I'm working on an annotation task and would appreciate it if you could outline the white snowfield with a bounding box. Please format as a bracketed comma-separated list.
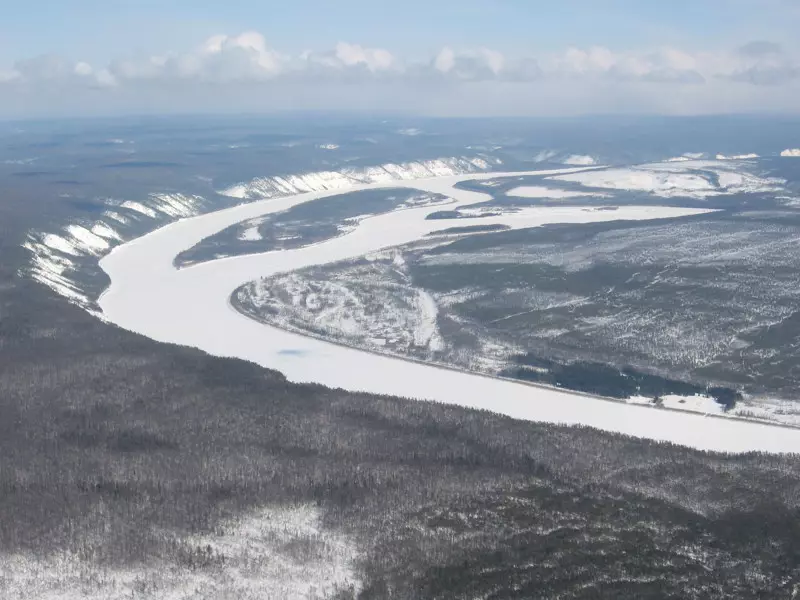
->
[782, 149, 800, 157]
[562, 155, 597, 166]
[548, 159, 783, 199]
[96, 165, 800, 454]
[506, 185, 609, 199]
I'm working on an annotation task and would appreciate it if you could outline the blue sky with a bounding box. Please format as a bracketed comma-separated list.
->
[3, 0, 796, 60]
[1, 1, 799, 117]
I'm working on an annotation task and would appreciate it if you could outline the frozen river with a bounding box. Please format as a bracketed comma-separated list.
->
[98, 168, 800, 454]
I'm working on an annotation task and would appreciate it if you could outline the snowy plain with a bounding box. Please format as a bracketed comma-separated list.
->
[97, 167, 800, 454]
[506, 185, 609, 199]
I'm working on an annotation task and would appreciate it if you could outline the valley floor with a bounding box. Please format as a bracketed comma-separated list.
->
[97, 168, 800, 453]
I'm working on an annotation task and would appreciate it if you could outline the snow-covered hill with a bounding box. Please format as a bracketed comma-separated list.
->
[219, 157, 495, 200]
[22, 156, 495, 312]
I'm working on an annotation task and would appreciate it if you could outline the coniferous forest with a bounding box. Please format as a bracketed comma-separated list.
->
[2, 141, 800, 599]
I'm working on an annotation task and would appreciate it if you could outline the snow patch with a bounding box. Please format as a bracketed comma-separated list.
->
[627, 394, 725, 416]
[22, 238, 89, 306]
[507, 186, 610, 199]
[533, 150, 558, 162]
[781, 148, 800, 157]
[414, 290, 445, 351]
[103, 211, 129, 224]
[120, 201, 158, 218]
[716, 153, 759, 160]
[0, 504, 361, 600]
[549, 160, 783, 199]
[41, 233, 81, 256]
[150, 193, 202, 218]
[90, 222, 122, 241]
[238, 219, 265, 241]
[219, 157, 491, 201]
[562, 155, 597, 166]
[64, 225, 110, 255]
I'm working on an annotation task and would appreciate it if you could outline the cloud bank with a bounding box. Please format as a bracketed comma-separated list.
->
[1, 32, 800, 117]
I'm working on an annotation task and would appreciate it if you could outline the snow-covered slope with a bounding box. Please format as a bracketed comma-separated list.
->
[219, 157, 495, 200]
[22, 193, 207, 312]
[21, 157, 496, 311]
[781, 149, 800, 158]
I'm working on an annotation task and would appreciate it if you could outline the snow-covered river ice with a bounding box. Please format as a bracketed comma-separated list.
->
[98, 168, 800, 454]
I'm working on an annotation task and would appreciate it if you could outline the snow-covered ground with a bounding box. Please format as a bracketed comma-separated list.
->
[506, 185, 610, 199]
[562, 155, 597, 166]
[94, 164, 800, 454]
[716, 153, 759, 160]
[627, 394, 726, 415]
[236, 203, 711, 362]
[548, 159, 784, 199]
[665, 153, 706, 162]
[237, 218, 267, 241]
[0, 504, 360, 600]
[782, 149, 800, 158]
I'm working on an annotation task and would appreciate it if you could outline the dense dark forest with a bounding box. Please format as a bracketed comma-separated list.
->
[505, 353, 742, 409]
[2, 171, 800, 598]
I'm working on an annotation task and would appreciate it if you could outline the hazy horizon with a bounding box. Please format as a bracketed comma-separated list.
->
[2, 1, 800, 118]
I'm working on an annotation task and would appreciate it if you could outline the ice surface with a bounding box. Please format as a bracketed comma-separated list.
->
[92, 163, 800, 453]
[21, 153, 800, 452]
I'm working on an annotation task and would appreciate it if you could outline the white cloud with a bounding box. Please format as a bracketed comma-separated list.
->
[334, 42, 394, 71]
[6, 34, 796, 88]
[724, 42, 799, 85]
[549, 46, 706, 84]
[73, 62, 93, 77]
[434, 47, 456, 73]
[0, 70, 19, 83]
[427, 47, 509, 81]
[1, 33, 800, 117]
